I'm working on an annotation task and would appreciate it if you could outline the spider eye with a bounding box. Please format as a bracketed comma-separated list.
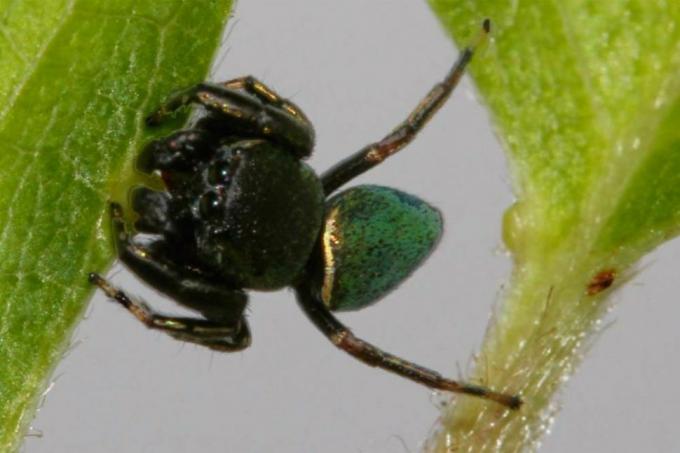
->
[208, 149, 241, 185]
[198, 190, 226, 219]
[208, 160, 234, 185]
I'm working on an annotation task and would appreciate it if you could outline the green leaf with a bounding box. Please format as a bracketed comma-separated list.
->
[0, 1, 233, 450]
[425, 1, 680, 451]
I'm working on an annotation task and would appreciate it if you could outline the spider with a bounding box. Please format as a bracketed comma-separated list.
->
[89, 19, 521, 409]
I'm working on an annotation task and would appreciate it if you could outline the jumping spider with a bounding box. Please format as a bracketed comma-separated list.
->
[90, 19, 521, 409]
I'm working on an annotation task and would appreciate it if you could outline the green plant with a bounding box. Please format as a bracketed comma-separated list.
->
[426, 1, 680, 451]
[0, 1, 234, 450]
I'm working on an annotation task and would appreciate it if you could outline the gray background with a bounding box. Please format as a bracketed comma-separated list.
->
[25, 1, 680, 452]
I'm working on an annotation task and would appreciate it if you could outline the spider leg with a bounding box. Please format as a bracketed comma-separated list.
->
[137, 129, 216, 174]
[146, 77, 314, 158]
[94, 202, 249, 345]
[89, 273, 251, 351]
[321, 20, 490, 196]
[145, 83, 239, 126]
[109, 201, 245, 312]
[218, 75, 312, 127]
[294, 279, 522, 410]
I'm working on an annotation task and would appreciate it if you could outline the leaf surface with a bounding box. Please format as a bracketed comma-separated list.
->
[426, 1, 680, 450]
[0, 1, 233, 449]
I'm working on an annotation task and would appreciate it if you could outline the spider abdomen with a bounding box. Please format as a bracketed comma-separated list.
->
[314, 185, 443, 311]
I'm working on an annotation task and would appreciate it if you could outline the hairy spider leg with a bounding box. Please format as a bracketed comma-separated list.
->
[91, 203, 251, 351]
[321, 19, 490, 195]
[89, 274, 251, 351]
[219, 75, 313, 127]
[294, 280, 521, 410]
[146, 77, 314, 158]
[145, 83, 247, 126]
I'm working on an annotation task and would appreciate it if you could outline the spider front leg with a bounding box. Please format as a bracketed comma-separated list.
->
[137, 129, 216, 174]
[294, 282, 521, 410]
[321, 19, 490, 195]
[90, 202, 251, 351]
[219, 75, 312, 126]
[145, 83, 223, 126]
[146, 76, 314, 158]
[89, 273, 251, 351]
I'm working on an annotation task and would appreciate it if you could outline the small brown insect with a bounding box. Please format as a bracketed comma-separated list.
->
[587, 269, 616, 295]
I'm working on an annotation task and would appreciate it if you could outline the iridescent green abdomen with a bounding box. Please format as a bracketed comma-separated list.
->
[315, 185, 443, 311]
